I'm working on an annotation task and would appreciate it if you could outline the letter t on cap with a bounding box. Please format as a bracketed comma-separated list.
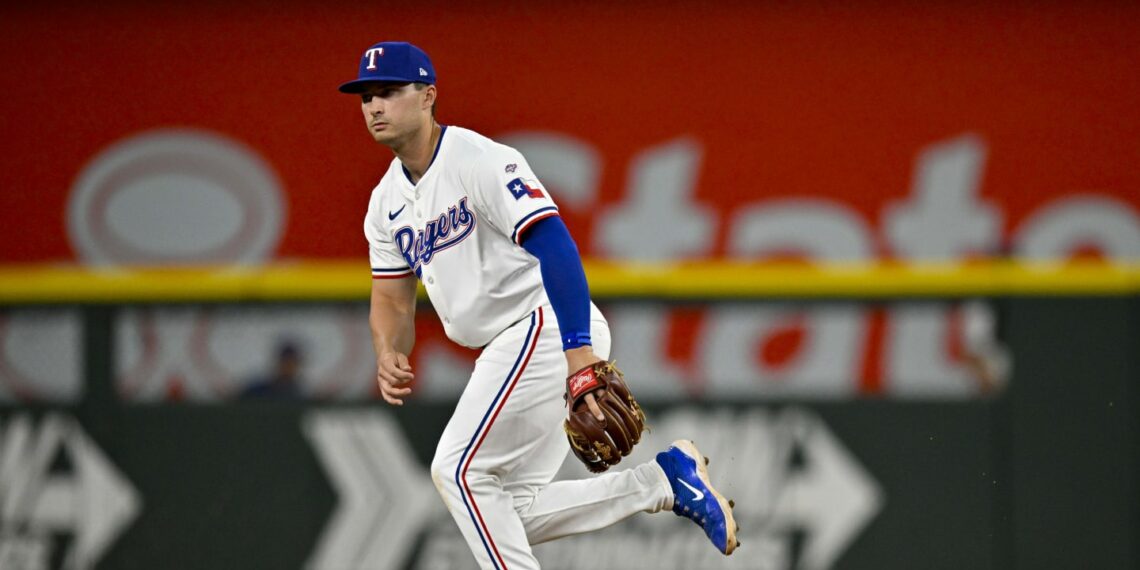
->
[365, 47, 384, 70]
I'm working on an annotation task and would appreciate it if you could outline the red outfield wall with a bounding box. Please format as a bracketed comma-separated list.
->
[2, 2, 1138, 264]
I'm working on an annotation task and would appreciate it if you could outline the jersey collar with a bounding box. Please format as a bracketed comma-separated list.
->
[401, 124, 448, 186]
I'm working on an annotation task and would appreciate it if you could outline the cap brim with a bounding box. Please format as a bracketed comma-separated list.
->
[338, 77, 431, 93]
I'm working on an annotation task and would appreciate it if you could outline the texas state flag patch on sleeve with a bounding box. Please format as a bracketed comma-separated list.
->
[506, 177, 545, 200]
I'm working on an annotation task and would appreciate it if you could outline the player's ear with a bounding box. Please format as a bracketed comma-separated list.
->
[421, 85, 437, 111]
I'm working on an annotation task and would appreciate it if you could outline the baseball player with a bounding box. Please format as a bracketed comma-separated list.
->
[342, 41, 738, 569]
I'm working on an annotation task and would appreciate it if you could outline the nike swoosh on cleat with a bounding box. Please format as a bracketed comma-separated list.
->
[388, 205, 406, 220]
[679, 478, 705, 501]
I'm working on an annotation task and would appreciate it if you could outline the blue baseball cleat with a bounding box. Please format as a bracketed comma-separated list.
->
[655, 439, 739, 555]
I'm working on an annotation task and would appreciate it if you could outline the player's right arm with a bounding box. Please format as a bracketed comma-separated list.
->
[363, 178, 419, 406]
[370, 274, 418, 405]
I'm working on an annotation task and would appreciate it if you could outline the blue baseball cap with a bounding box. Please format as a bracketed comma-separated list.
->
[338, 41, 436, 93]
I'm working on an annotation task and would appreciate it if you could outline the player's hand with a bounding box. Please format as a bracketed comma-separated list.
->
[566, 346, 605, 422]
[562, 360, 646, 473]
[376, 351, 414, 406]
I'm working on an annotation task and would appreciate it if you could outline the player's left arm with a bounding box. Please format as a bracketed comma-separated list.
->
[521, 216, 648, 472]
[466, 146, 609, 421]
[519, 216, 607, 421]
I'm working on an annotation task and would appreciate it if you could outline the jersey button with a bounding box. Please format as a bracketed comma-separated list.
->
[416, 210, 422, 217]
[427, 277, 435, 284]
[443, 317, 451, 324]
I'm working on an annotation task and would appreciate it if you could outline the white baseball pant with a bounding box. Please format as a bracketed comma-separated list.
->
[430, 304, 673, 570]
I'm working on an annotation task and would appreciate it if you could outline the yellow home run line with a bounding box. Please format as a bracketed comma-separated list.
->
[0, 260, 1138, 303]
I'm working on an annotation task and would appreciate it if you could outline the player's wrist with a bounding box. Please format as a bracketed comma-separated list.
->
[565, 346, 600, 373]
[377, 347, 405, 362]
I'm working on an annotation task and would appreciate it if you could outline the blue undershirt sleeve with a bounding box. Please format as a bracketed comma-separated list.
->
[519, 216, 592, 351]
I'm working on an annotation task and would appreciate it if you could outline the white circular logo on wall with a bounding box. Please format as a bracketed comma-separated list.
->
[68, 129, 285, 266]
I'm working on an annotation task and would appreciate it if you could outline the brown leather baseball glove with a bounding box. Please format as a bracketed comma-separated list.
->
[563, 361, 647, 473]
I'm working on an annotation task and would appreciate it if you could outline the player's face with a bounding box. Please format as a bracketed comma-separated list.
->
[359, 82, 433, 146]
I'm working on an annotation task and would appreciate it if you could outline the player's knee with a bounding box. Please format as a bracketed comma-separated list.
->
[432, 450, 487, 499]
[429, 454, 457, 496]
[433, 451, 501, 499]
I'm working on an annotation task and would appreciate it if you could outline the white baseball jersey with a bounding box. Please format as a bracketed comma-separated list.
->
[364, 126, 560, 347]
